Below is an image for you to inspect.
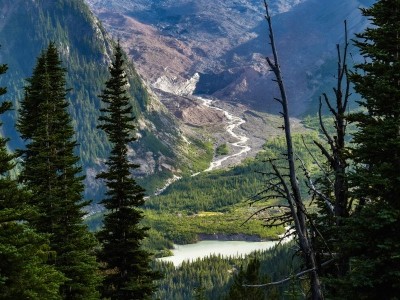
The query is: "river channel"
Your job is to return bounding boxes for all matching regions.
[197,97,251,172]
[158,240,279,267]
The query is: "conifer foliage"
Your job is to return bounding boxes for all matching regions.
[339,1,400,297]
[0,49,65,299]
[17,43,101,299]
[96,43,157,299]
[226,257,277,299]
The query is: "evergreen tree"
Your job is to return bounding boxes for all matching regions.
[96,43,158,299]
[226,257,277,300]
[338,1,400,298]
[0,50,64,299]
[17,43,101,299]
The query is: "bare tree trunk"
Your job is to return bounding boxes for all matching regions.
[263,1,323,299]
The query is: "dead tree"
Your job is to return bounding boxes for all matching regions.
[301,21,352,282]
[249,2,324,299]
[313,21,350,221]
[245,5,355,299]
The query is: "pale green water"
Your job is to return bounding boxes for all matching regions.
[158,240,279,266]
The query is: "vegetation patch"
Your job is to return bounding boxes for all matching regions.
[196,211,224,217]
[87,131,324,257]
[216,143,229,156]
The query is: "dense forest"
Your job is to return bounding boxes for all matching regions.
[1,0,400,299]
[153,243,302,299]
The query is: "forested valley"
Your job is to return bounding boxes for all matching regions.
[1,0,399,299]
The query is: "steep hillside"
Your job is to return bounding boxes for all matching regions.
[86,0,375,115]
[85,0,305,89]
[0,0,210,198]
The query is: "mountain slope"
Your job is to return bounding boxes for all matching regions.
[86,0,375,116]
[85,0,305,88]
[0,0,209,197]
[213,0,376,114]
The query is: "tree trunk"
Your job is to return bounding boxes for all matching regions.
[263,1,324,298]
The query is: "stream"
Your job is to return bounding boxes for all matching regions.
[197,97,251,172]
[156,96,252,188]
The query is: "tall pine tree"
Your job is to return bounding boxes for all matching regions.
[0,48,64,299]
[17,43,101,299]
[338,1,400,298]
[96,43,158,299]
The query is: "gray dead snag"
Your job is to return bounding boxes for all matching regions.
[307,20,352,280]
[260,1,324,299]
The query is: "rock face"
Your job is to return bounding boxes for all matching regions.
[160,94,226,127]
[86,0,374,116]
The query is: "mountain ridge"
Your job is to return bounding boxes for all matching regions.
[0,0,212,198]
[86,0,375,115]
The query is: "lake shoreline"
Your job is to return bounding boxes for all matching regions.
[197,233,278,242]
[158,240,280,267]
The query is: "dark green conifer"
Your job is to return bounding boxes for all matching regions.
[226,257,278,300]
[0,51,65,299]
[17,43,101,299]
[338,1,400,297]
[96,43,158,299]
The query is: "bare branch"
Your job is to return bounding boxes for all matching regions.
[263,220,291,227]
[250,193,288,203]
[266,57,277,72]
[301,135,333,186]
[319,97,335,145]
[296,154,334,215]
[314,140,335,167]
[343,68,351,112]
[322,93,338,118]
[241,205,290,226]
[278,226,296,244]
[342,21,351,111]
[243,259,335,288]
